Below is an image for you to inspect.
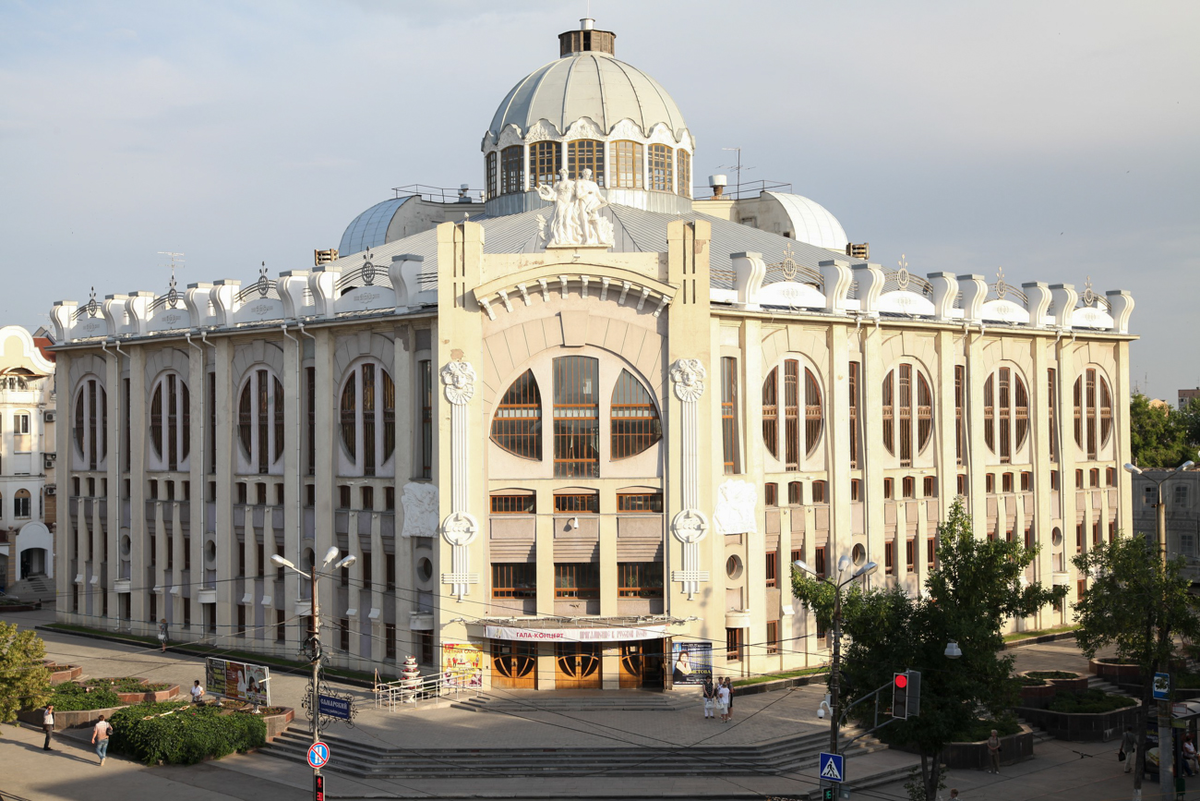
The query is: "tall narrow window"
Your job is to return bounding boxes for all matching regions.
[1048,368,1058,462]
[73,377,107,471]
[305,366,316,475]
[677,150,691,198]
[983,373,995,454]
[805,368,823,459]
[883,364,933,465]
[529,141,561,188]
[899,364,913,465]
[339,362,397,475]
[340,371,356,462]
[784,360,800,471]
[420,360,432,479]
[999,368,1012,462]
[648,144,673,192]
[500,145,524,195]
[1099,378,1112,448]
[882,370,894,456]
[238,370,283,474]
[612,141,643,189]
[567,139,604,186]
[849,362,860,469]
[492,370,542,459]
[485,151,497,198]
[553,356,599,477]
[762,367,779,459]
[721,357,740,474]
[954,365,965,465]
[611,370,661,459]
[1086,369,1096,459]
[206,374,215,474]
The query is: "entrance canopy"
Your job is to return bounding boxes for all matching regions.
[481,616,676,642]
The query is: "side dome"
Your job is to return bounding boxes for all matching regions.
[338,197,411,256]
[488,52,687,140]
[762,191,849,252]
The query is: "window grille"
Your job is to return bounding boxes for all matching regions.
[491,494,536,514]
[648,144,673,192]
[617,493,663,512]
[500,146,524,194]
[567,139,604,186]
[493,563,537,598]
[721,357,740,473]
[555,563,600,598]
[611,141,643,189]
[492,370,542,459]
[553,356,599,477]
[618,562,663,597]
[611,370,661,459]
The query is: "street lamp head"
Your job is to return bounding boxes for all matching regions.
[852,561,879,579]
[321,546,341,567]
[1124,463,1143,475]
[334,554,357,570]
[1182,460,1196,471]
[794,559,814,576]
[270,554,295,570]
[837,555,852,574]
[944,640,963,660]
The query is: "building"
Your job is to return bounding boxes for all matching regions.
[49,19,1136,689]
[1130,469,1200,584]
[0,325,57,592]
[1179,388,1200,411]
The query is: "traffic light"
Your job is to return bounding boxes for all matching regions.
[893,672,909,719]
[822,787,835,801]
[907,670,922,717]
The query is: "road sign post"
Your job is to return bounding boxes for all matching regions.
[307,741,330,770]
[819,751,845,783]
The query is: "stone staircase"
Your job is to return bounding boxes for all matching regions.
[1088,674,1135,698]
[5,573,55,603]
[261,724,889,780]
[451,692,689,714]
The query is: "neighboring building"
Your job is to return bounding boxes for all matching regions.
[0,325,56,591]
[48,20,1135,688]
[1130,469,1200,584]
[1180,388,1200,410]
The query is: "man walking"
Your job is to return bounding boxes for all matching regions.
[1121,726,1137,773]
[42,703,54,750]
[91,714,114,766]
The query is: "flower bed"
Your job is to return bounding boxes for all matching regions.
[85,677,180,704]
[44,662,83,685]
[1015,676,1056,709]
[1028,670,1089,693]
[1049,689,1136,714]
[1089,658,1143,683]
[109,701,267,765]
[47,682,122,711]
[887,718,1031,768]
[1017,693,1140,742]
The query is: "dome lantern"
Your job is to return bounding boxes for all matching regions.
[559,18,616,57]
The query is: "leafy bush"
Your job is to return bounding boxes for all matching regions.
[1015,676,1047,686]
[109,701,266,765]
[49,683,122,711]
[1049,689,1138,714]
[85,677,170,693]
[1027,671,1079,680]
[956,713,1020,742]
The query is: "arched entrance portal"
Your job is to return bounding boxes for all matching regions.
[19,547,47,577]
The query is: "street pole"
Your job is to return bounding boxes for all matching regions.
[1155,479,1173,801]
[829,589,842,755]
[311,563,321,798]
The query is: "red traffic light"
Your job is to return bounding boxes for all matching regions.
[894,673,908,689]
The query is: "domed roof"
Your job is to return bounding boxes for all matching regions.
[339,196,411,256]
[488,52,688,139]
[763,191,849,252]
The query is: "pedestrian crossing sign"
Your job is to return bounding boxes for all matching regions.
[819,751,845,783]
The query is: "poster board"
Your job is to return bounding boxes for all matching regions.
[671,641,713,686]
[205,657,271,706]
[441,642,484,688]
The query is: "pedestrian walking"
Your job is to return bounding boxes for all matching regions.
[717,680,731,723]
[158,618,168,652]
[191,679,205,704]
[986,729,1001,774]
[723,677,735,720]
[702,677,715,720]
[91,714,114,766]
[42,704,54,750]
[1120,726,1137,773]
[948,790,960,800]
[1183,734,1198,777]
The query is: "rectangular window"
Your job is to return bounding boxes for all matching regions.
[492,563,537,598]
[816,617,827,643]
[612,141,644,189]
[902,476,915,499]
[183,598,191,629]
[1050,471,1060,491]
[648,144,673,192]
[721,357,740,474]
[339,485,351,509]
[923,476,937,498]
[1182,533,1196,557]
[567,139,605,186]
[386,553,395,591]
[500,145,524,195]
[1025,525,1033,550]
[812,480,827,503]
[361,486,374,510]
[1048,368,1058,462]
[883,477,893,499]
[385,486,395,510]
[420,360,433,479]
[763,367,779,461]
[766,621,780,655]
[554,492,599,513]
[1076,523,1084,554]
[385,623,397,659]
[362,552,372,589]
[927,538,936,569]
[765,551,778,588]
[1075,469,1084,489]
[955,365,965,465]
[237,542,246,576]
[617,493,663,512]
[725,627,744,662]
[1077,579,1087,600]
[787,482,803,506]
[1021,471,1032,491]
[885,541,895,573]
[339,619,350,651]
[237,605,246,636]
[529,141,561,188]
[906,539,915,572]
[553,356,600,477]
[418,630,434,665]
[899,364,913,466]
[849,361,860,469]
[850,479,861,502]
[554,563,600,599]
[815,546,827,579]
[784,360,800,471]
[491,493,536,514]
[1090,468,1100,487]
[617,562,664,598]
[485,151,497,197]
[986,474,995,494]
[1002,473,1014,493]
[676,149,691,198]
[765,483,778,507]
[276,610,286,642]
[957,474,967,496]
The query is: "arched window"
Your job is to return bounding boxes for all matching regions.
[568,140,604,186]
[648,144,673,192]
[339,362,396,476]
[1074,368,1113,460]
[882,363,933,466]
[677,150,691,199]
[149,374,190,471]
[491,370,541,460]
[553,356,599,477]
[14,488,31,518]
[73,376,107,470]
[500,146,524,195]
[762,360,823,470]
[612,141,643,189]
[529,141,561,188]
[983,367,1029,463]
[485,152,497,199]
[238,369,285,474]
[611,370,661,459]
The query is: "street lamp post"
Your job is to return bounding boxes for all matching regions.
[795,555,879,755]
[1124,457,1196,801]
[273,546,357,798]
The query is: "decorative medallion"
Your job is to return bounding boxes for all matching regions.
[361,253,376,286]
[994,266,1007,299]
[440,511,479,547]
[669,358,706,402]
[896,254,910,290]
[779,242,799,281]
[440,360,477,405]
[257,262,270,298]
[671,508,709,544]
[1082,275,1095,307]
[87,286,99,318]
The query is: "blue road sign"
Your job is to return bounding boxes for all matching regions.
[819,751,845,783]
[1154,672,1170,701]
[307,741,330,769]
[319,694,352,720]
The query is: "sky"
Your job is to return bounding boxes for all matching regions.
[1,1,1197,400]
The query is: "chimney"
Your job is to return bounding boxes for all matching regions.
[559,19,616,57]
[708,174,728,200]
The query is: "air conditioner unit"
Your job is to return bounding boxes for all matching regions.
[45,486,56,497]
[44,411,56,423]
[43,453,56,470]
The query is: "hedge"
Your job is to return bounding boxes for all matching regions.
[85,677,171,693]
[49,683,122,711]
[109,701,266,765]
[1048,689,1136,714]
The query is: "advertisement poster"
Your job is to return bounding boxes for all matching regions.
[441,642,484,688]
[205,657,271,706]
[671,641,712,686]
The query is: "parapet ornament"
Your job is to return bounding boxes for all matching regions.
[535,169,614,248]
[670,358,706,402]
[440,360,477,405]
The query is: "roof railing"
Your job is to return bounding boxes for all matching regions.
[692,179,793,201]
[391,183,485,204]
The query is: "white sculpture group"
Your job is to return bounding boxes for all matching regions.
[536,168,615,248]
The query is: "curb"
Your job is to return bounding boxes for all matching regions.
[1003,631,1078,650]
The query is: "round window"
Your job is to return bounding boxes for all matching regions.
[852,544,866,566]
[417,557,433,582]
[120,535,131,558]
[204,541,217,565]
[726,555,743,580]
[1051,527,1063,547]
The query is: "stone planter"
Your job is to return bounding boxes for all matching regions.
[891,725,1033,769]
[18,705,125,731]
[1043,672,1089,693]
[261,707,294,742]
[1089,658,1143,683]
[44,663,83,685]
[1017,702,1141,742]
[112,683,180,704]
[1017,681,1056,709]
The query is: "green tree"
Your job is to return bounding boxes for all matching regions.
[792,500,1065,800]
[1072,536,1200,795]
[0,621,52,723]
[1130,393,1192,467]
[1174,397,1200,451]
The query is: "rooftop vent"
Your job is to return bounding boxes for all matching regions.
[846,242,870,260]
[314,248,339,266]
[559,19,616,57]
[708,174,728,200]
